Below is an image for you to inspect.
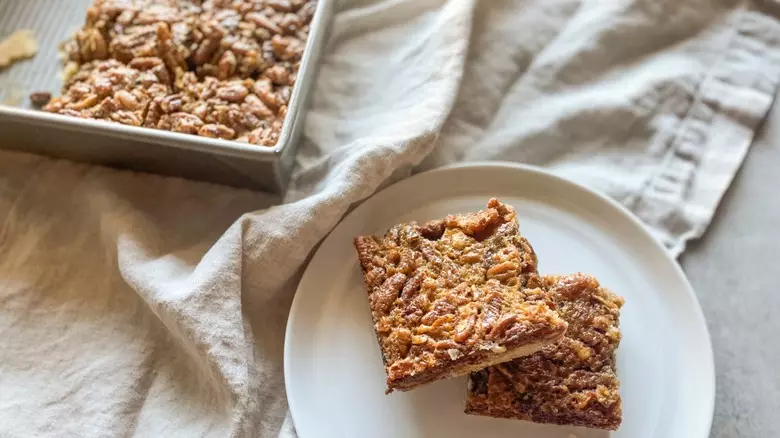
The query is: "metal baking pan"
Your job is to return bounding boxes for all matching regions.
[0,0,332,192]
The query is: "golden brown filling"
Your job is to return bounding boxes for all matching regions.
[43,0,314,146]
[355,199,567,391]
[466,274,624,430]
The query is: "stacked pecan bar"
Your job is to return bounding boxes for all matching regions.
[354,199,625,430]
[43,0,315,146]
[466,274,624,430]
[354,199,569,393]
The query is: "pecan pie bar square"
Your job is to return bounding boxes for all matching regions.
[466,274,624,430]
[354,199,568,393]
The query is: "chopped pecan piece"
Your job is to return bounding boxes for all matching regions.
[29,92,52,107]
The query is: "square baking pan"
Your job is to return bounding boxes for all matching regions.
[0,0,332,193]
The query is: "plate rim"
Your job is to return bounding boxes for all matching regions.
[283,161,715,437]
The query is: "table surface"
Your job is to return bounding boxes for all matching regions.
[681,101,780,437]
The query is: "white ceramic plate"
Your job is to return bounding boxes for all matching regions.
[284,163,714,438]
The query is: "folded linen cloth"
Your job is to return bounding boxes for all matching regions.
[1,0,779,436]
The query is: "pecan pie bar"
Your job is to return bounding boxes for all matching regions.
[43,0,314,146]
[466,274,624,430]
[354,199,568,393]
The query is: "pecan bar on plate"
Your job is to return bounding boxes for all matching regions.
[466,274,624,430]
[354,199,568,393]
